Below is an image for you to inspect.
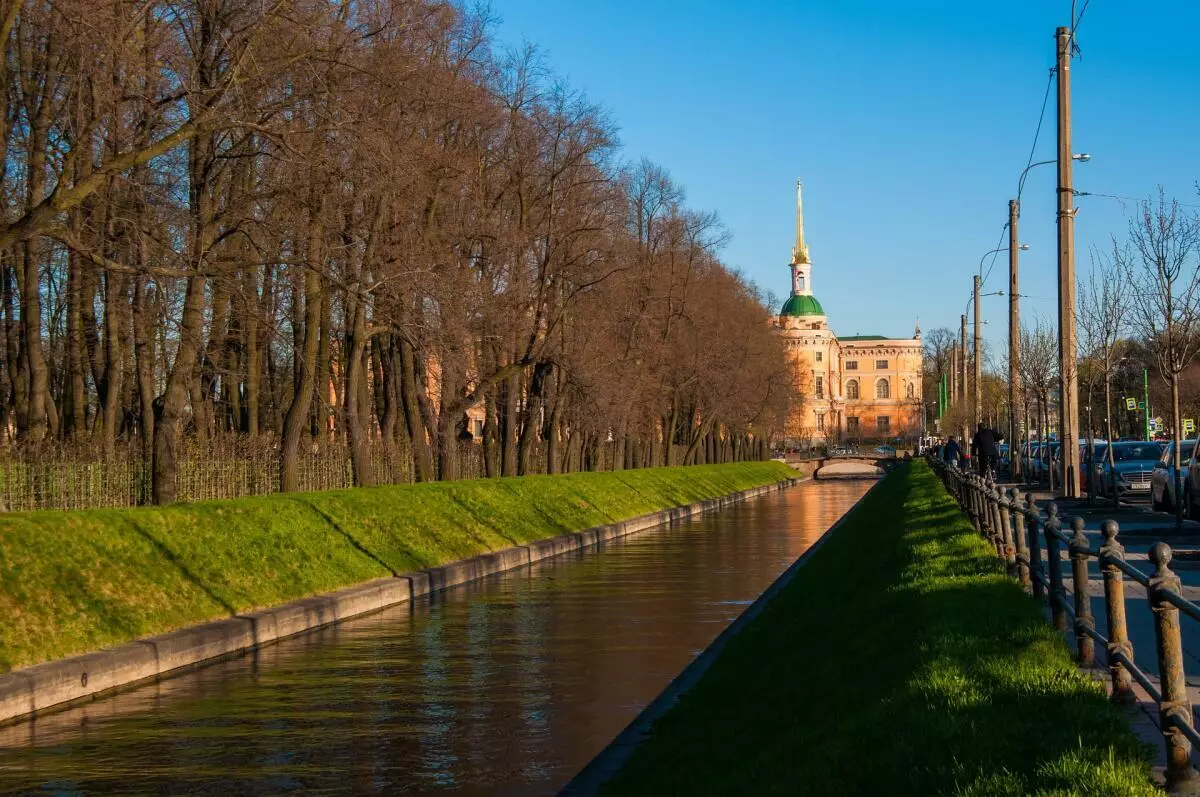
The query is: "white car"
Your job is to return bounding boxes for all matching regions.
[1151,440,1196,513]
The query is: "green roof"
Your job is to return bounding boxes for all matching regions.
[839,335,888,342]
[780,294,825,317]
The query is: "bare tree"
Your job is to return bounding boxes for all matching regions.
[1118,190,1200,528]
[1077,245,1129,504]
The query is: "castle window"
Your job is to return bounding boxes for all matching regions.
[846,379,860,400]
[877,416,890,433]
[847,416,860,433]
[875,359,889,370]
[816,413,825,431]
[815,351,823,362]
[797,274,805,291]
[875,379,890,399]
[845,361,858,370]
[906,382,915,399]
[815,376,824,398]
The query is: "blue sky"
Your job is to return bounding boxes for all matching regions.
[488,0,1200,360]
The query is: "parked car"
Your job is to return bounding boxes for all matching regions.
[1079,440,1109,493]
[1183,443,1200,518]
[1036,442,1062,484]
[1021,441,1041,478]
[874,445,897,458]
[1151,439,1196,512]
[1097,441,1166,501]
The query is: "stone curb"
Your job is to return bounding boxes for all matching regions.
[0,476,799,727]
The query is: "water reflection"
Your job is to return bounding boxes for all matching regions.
[0,479,871,796]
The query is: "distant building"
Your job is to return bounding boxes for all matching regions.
[773,181,923,446]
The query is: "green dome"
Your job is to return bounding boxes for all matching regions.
[780,294,825,317]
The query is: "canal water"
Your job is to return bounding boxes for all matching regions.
[0,478,872,796]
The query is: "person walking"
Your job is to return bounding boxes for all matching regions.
[971,424,1004,478]
[942,436,962,469]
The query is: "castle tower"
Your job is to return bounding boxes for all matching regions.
[780,180,825,322]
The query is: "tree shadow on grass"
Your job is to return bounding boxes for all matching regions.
[292,498,406,576]
[123,518,238,616]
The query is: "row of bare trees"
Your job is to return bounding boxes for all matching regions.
[923,191,1200,465]
[0,0,793,505]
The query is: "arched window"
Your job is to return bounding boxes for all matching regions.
[846,379,860,400]
[906,382,915,399]
[797,274,805,291]
[876,378,890,399]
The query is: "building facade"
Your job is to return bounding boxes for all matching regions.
[774,181,923,446]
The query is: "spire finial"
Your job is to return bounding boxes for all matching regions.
[791,179,810,266]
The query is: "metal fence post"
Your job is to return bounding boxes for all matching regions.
[1149,542,1200,791]
[1098,520,1134,705]
[989,479,1005,557]
[968,475,982,533]
[1010,488,1031,588]
[1068,517,1095,666]
[1026,493,1045,601]
[998,485,1017,573]
[1044,503,1070,632]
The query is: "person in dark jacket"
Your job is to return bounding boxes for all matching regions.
[942,436,962,468]
[971,424,1004,477]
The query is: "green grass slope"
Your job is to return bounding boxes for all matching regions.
[601,460,1160,797]
[0,461,795,673]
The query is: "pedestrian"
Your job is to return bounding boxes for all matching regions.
[942,436,962,468]
[971,424,1004,478]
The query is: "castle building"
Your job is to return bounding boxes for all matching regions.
[774,181,923,446]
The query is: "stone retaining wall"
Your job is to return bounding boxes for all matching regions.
[0,477,798,726]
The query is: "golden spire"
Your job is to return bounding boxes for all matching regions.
[791,179,811,266]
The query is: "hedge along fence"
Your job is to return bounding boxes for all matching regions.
[0,461,796,675]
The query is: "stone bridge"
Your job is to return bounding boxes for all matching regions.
[794,454,901,480]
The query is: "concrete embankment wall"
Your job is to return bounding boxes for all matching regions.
[0,463,798,726]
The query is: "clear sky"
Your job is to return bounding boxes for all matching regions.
[488,0,1200,360]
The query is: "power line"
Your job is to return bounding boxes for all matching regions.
[1075,190,1200,210]
[1069,0,1091,41]
[1017,69,1056,204]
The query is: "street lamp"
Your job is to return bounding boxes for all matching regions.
[1017,154,1090,201]
[974,244,1026,435]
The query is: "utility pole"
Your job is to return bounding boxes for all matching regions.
[1056,25,1081,497]
[1143,368,1151,441]
[960,314,968,444]
[959,314,968,406]
[973,275,982,427]
[948,343,956,410]
[1009,199,1021,479]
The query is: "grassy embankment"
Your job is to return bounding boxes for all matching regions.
[0,461,795,674]
[602,460,1160,797]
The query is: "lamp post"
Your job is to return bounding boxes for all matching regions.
[977,244,1028,469]
[1015,152,1089,492]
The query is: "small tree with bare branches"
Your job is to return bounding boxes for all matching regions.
[1118,190,1200,527]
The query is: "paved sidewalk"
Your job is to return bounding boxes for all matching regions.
[1000,483,1200,784]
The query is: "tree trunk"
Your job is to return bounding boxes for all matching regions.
[344,291,372,487]
[152,274,206,504]
[398,335,434,482]
[280,261,322,493]
[100,271,126,459]
[132,275,155,459]
[501,371,519,476]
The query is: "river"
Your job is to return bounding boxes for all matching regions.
[0,477,872,796]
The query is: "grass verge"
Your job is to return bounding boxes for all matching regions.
[600,460,1160,797]
[0,461,795,673]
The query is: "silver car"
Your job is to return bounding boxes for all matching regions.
[1151,440,1196,512]
[1097,441,1166,500]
